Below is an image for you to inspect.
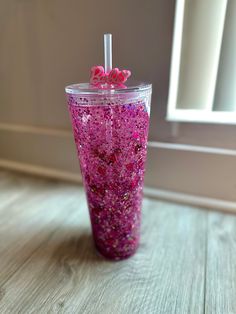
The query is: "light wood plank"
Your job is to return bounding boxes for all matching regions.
[0,172,83,286]
[205,212,236,314]
[0,172,207,314]
[0,170,30,211]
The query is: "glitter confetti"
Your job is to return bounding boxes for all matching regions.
[67,93,151,259]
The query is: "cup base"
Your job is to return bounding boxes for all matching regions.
[94,242,139,261]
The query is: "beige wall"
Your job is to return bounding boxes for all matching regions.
[0,0,175,135]
[0,0,175,186]
[1,1,236,205]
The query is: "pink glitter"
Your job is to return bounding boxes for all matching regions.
[67,94,150,260]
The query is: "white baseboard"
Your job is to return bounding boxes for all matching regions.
[0,122,71,137]
[1,122,236,203]
[144,187,236,213]
[0,157,235,213]
[0,158,235,213]
[0,159,81,183]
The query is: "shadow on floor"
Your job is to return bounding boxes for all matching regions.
[51,231,105,265]
[6,228,110,270]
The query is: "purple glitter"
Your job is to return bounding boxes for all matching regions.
[68,94,150,260]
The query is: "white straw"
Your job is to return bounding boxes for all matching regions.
[104,33,112,73]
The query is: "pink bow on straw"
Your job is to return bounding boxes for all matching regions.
[90,66,131,85]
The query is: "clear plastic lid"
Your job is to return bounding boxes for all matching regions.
[65,81,152,95]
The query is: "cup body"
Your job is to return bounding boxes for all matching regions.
[66,83,152,259]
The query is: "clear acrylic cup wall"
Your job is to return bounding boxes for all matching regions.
[66,82,152,260]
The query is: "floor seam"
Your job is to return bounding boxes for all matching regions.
[203,211,209,314]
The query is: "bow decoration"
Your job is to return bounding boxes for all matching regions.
[90,66,131,85]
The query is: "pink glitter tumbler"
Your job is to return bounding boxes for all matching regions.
[65,34,152,260]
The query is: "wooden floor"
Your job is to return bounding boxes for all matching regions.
[0,170,235,314]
